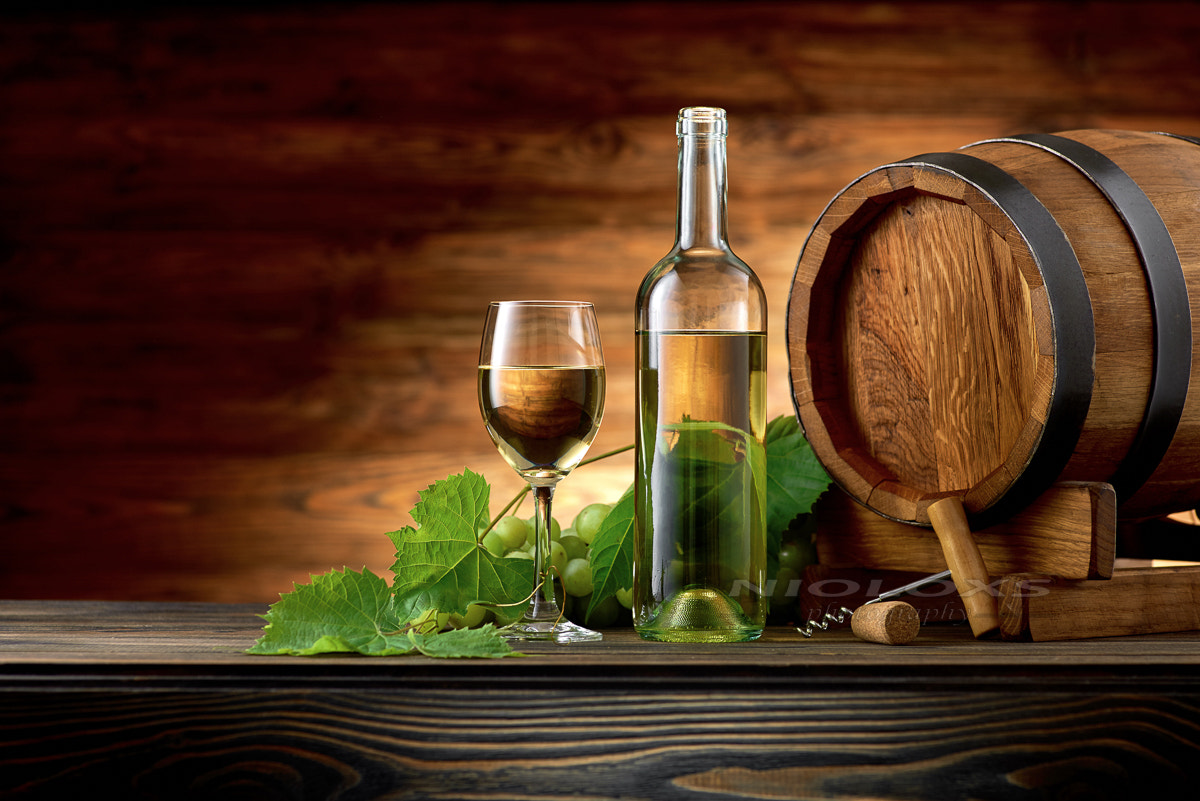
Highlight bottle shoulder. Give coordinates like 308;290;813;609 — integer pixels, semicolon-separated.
636;248;766;332
639;247;763;288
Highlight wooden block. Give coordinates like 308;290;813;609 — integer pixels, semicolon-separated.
814;482;1115;580
998;566;1200;641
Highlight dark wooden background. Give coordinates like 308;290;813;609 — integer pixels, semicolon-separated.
3;1;1199;602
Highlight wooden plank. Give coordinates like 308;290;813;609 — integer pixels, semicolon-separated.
0;450;636;603
2;674;1199;800
814;482;1116;579
5;600;1200;672
3;602;1200;800
0;116;1031;233
999;566;1200;642
4;2;1199;118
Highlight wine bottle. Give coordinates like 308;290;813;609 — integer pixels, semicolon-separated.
633;107;768;642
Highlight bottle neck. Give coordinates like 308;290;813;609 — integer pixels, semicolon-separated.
675;110;729;252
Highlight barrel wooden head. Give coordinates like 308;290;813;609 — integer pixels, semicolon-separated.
788;130;1200;527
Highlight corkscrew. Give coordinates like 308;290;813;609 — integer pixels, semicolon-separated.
797;568;952;644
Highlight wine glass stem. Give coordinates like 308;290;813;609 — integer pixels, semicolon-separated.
529;484;559;616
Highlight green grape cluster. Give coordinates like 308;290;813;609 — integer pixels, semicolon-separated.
427;501;633;633
413;502;818;635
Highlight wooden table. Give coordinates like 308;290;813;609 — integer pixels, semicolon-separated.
3;601;1200;799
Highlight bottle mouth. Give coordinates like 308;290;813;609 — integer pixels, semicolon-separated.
677;107;727;137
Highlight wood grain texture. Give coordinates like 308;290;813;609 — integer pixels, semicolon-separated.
815;482;1116;579
999;566;1200;641
791;130;1200;525
929;496;1001;638
7;599;1200;677
4;602;1200;800
3;2;1200;601
5;684;1199;800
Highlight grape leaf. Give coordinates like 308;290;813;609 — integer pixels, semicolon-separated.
764;415;830;578
585;486;634;618
663;419;766;543
247;568;415;656
764;414;831;534
407;624;517;658
388;469;535;622
247;567;520;658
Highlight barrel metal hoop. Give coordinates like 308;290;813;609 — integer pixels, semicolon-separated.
901;151;1096;529
1155;132;1200;148
984;133;1192;506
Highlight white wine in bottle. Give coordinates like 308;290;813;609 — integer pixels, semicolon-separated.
633;107;767;643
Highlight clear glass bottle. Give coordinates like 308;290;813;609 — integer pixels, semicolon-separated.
633;107;767;642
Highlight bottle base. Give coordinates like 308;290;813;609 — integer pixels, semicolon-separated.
635;627;763;644
634;586;764;643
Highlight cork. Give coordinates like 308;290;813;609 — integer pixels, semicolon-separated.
850;601;921;645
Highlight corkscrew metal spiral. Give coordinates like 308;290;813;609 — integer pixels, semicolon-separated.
797;606;853;637
796;568;952;638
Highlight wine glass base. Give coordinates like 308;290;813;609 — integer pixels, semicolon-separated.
501;617;603;643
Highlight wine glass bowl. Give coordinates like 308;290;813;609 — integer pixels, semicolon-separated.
481;364;603;485
478;301;606;643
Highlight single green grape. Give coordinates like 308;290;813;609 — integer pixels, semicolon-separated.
524;515;562;547
573;502;613;545
580;592;620;628
410;608;449;634
778;539;816;573
558;533;589;561
548;540;567;576
615;587;633;609
505;549;534;561
481;529;506;557
491;603;522;627
562;557;593;597
494;516;529;551
447;603;488;629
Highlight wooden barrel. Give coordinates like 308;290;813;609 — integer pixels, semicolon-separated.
787;130;1200;528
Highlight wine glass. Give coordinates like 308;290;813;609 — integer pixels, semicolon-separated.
478;300;606;643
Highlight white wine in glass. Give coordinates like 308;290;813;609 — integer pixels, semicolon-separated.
478;301;606;642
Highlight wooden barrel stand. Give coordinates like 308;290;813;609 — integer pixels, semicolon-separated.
789;130;1200;641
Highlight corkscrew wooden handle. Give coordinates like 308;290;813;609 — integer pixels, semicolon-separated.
928;497;1000;639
